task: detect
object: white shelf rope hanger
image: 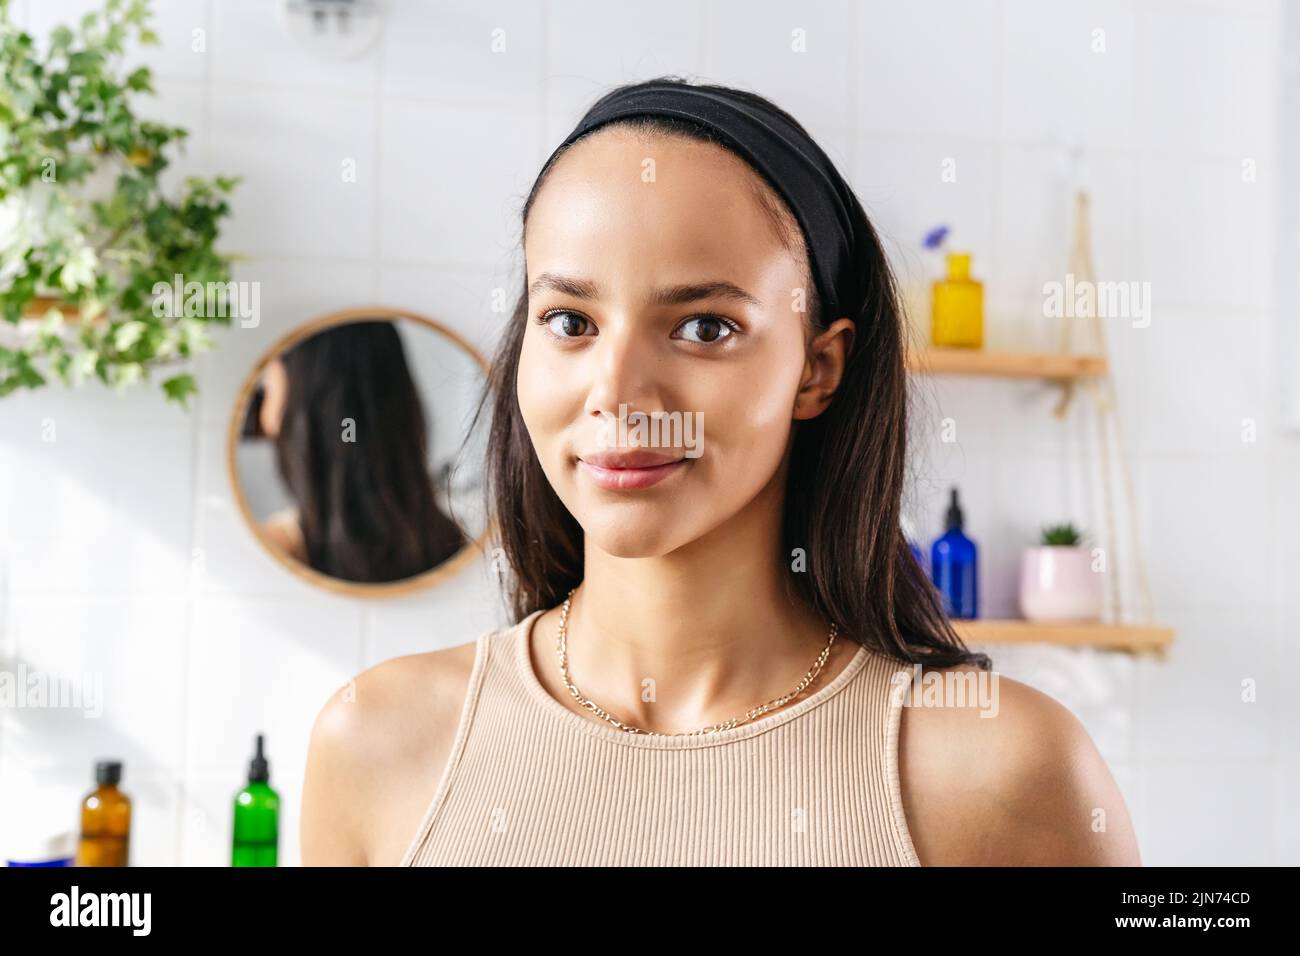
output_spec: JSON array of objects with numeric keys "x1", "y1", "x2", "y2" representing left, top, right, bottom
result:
[{"x1": 1057, "y1": 190, "x2": 1155, "y2": 626}]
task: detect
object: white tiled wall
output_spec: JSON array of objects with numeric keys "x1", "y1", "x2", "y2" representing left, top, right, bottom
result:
[{"x1": 0, "y1": 0, "x2": 1293, "y2": 866}]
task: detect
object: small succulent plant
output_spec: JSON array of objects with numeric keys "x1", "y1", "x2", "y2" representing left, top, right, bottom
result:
[{"x1": 1040, "y1": 523, "x2": 1085, "y2": 547}]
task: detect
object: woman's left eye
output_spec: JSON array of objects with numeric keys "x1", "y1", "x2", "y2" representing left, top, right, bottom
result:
[{"x1": 673, "y1": 315, "x2": 738, "y2": 344}]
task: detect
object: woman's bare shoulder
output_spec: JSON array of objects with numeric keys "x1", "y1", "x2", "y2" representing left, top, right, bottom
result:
[
  {"x1": 896, "y1": 662, "x2": 1141, "y2": 866},
  {"x1": 261, "y1": 510, "x2": 306, "y2": 562},
  {"x1": 301, "y1": 640, "x2": 479, "y2": 866}
]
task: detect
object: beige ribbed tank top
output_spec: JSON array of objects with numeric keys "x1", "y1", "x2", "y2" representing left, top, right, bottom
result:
[{"x1": 400, "y1": 607, "x2": 922, "y2": 866}]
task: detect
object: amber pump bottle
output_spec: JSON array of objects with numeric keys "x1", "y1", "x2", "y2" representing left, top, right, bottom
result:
[{"x1": 75, "y1": 760, "x2": 131, "y2": 867}]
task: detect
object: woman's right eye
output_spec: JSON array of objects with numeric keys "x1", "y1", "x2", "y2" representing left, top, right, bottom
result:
[{"x1": 539, "y1": 310, "x2": 594, "y2": 339}]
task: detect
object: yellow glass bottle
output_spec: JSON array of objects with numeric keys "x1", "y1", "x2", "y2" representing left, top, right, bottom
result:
[{"x1": 931, "y1": 251, "x2": 983, "y2": 348}]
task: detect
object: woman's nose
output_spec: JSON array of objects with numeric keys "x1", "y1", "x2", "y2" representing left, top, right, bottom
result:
[{"x1": 582, "y1": 322, "x2": 662, "y2": 423}]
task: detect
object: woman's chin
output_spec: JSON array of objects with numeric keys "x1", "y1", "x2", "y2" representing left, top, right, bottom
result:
[{"x1": 581, "y1": 520, "x2": 692, "y2": 560}]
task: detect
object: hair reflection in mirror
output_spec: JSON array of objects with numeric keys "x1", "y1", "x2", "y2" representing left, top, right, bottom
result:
[{"x1": 272, "y1": 320, "x2": 467, "y2": 583}]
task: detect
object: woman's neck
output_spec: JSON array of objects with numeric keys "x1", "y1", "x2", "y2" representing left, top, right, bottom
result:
[{"x1": 532, "y1": 484, "x2": 853, "y2": 734}]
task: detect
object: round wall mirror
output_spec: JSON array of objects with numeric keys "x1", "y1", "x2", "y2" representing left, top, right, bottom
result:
[{"x1": 227, "y1": 306, "x2": 491, "y2": 596}]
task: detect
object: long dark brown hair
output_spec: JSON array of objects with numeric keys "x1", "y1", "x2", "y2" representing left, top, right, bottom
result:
[
  {"x1": 474, "y1": 77, "x2": 990, "y2": 670},
  {"x1": 274, "y1": 320, "x2": 467, "y2": 583}
]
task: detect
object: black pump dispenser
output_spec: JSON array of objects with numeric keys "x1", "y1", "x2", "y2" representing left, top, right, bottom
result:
[
  {"x1": 247, "y1": 733, "x2": 270, "y2": 784},
  {"x1": 944, "y1": 487, "x2": 965, "y2": 532}
]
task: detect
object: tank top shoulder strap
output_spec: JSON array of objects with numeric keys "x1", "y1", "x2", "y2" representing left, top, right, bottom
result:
[{"x1": 852, "y1": 647, "x2": 923, "y2": 867}]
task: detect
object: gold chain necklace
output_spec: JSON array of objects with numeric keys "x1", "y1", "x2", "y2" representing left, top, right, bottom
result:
[{"x1": 555, "y1": 587, "x2": 839, "y2": 737}]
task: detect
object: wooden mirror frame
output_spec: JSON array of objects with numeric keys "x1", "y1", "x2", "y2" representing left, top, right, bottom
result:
[{"x1": 226, "y1": 305, "x2": 495, "y2": 598}]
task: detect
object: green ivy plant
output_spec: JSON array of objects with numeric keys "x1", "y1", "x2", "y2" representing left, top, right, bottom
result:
[
  {"x1": 0, "y1": 0, "x2": 240, "y2": 406},
  {"x1": 1040, "y1": 522, "x2": 1085, "y2": 547}
]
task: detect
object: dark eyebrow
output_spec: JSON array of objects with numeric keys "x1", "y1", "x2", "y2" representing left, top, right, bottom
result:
[
  {"x1": 528, "y1": 273, "x2": 760, "y2": 308},
  {"x1": 650, "y1": 281, "x2": 760, "y2": 308},
  {"x1": 528, "y1": 272, "x2": 601, "y2": 300}
]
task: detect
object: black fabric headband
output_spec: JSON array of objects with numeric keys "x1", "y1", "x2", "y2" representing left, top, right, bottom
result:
[{"x1": 547, "y1": 80, "x2": 865, "y2": 321}]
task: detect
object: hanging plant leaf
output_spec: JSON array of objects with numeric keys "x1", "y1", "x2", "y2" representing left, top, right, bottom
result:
[{"x1": 0, "y1": 0, "x2": 240, "y2": 406}]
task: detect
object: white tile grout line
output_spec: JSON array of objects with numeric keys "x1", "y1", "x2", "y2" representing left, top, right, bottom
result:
[
  {"x1": 847, "y1": 0, "x2": 859, "y2": 188},
  {"x1": 370, "y1": 2, "x2": 385, "y2": 299},
  {"x1": 990, "y1": 0, "x2": 1004, "y2": 311},
  {"x1": 540, "y1": 0, "x2": 552, "y2": 164},
  {"x1": 148, "y1": 65, "x2": 1281, "y2": 163},
  {"x1": 362, "y1": 604, "x2": 375, "y2": 674},
  {"x1": 696, "y1": 0, "x2": 707, "y2": 79},
  {"x1": 173, "y1": 0, "x2": 215, "y2": 868}
]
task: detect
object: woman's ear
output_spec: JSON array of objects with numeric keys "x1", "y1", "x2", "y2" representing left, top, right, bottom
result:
[{"x1": 793, "y1": 317, "x2": 855, "y2": 420}]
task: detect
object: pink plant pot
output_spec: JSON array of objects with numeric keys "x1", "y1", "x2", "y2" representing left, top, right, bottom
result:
[{"x1": 1018, "y1": 546, "x2": 1102, "y2": 622}]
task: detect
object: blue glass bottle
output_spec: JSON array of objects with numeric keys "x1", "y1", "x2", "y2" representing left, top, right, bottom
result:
[{"x1": 931, "y1": 487, "x2": 978, "y2": 618}]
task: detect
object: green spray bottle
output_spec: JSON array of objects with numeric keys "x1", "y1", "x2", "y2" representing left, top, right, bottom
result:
[{"x1": 232, "y1": 733, "x2": 279, "y2": 866}]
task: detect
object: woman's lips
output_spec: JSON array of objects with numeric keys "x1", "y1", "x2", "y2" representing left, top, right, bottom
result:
[{"x1": 576, "y1": 451, "x2": 689, "y2": 491}]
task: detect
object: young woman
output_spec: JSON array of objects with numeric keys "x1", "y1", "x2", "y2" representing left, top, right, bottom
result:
[{"x1": 301, "y1": 77, "x2": 1140, "y2": 866}]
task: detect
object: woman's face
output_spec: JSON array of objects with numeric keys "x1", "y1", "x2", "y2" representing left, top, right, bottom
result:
[{"x1": 518, "y1": 127, "x2": 849, "y2": 558}]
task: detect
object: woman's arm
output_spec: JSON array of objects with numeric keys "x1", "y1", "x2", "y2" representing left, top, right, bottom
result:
[
  {"x1": 301, "y1": 683, "x2": 371, "y2": 865},
  {"x1": 301, "y1": 645, "x2": 479, "y2": 866}
]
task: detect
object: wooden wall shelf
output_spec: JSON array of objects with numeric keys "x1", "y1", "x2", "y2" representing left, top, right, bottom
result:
[
  {"x1": 951, "y1": 619, "x2": 1175, "y2": 654},
  {"x1": 906, "y1": 348, "x2": 1108, "y2": 380}
]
